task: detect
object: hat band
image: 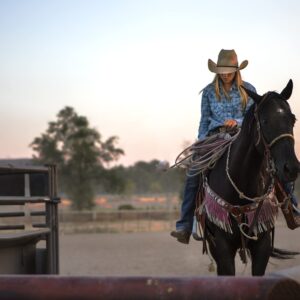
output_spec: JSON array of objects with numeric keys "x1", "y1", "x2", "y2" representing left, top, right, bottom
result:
[{"x1": 217, "y1": 65, "x2": 238, "y2": 68}]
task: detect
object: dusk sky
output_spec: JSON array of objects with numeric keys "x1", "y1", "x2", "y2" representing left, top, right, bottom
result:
[{"x1": 0, "y1": 0, "x2": 299, "y2": 166}]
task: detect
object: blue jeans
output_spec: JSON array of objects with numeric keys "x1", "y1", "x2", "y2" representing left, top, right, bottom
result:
[
  {"x1": 176, "y1": 173, "x2": 201, "y2": 232},
  {"x1": 283, "y1": 182, "x2": 298, "y2": 207}
]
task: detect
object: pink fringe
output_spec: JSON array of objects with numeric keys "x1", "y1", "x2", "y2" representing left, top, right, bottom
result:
[
  {"x1": 204, "y1": 185, "x2": 233, "y2": 233},
  {"x1": 203, "y1": 185, "x2": 278, "y2": 234}
]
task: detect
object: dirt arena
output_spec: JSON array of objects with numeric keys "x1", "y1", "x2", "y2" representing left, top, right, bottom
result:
[{"x1": 59, "y1": 216, "x2": 300, "y2": 276}]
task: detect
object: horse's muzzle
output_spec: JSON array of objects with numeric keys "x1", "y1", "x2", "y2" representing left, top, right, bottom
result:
[{"x1": 282, "y1": 160, "x2": 299, "y2": 182}]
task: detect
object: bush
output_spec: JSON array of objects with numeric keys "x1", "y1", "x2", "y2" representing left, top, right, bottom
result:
[{"x1": 118, "y1": 204, "x2": 135, "y2": 210}]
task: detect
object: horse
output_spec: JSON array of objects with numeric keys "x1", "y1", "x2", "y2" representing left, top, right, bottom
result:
[{"x1": 199, "y1": 80, "x2": 299, "y2": 276}]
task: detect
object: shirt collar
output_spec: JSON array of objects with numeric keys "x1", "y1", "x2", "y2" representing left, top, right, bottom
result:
[
  {"x1": 231, "y1": 82, "x2": 238, "y2": 91},
  {"x1": 218, "y1": 79, "x2": 238, "y2": 92}
]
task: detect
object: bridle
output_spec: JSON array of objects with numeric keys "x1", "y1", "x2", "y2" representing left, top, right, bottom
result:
[{"x1": 226, "y1": 92, "x2": 294, "y2": 203}]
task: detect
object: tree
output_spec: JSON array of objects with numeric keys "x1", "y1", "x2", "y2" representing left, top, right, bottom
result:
[
  {"x1": 30, "y1": 106, "x2": 124, "y2": 210},
  {"x1": 106, "y1": 160, "x2": 184, "y2": 195}
]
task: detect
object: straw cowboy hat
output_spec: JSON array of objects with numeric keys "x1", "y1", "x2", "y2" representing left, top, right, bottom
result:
[{"x1": 208, "y1": 49, "x2": 248, "y2": 74}]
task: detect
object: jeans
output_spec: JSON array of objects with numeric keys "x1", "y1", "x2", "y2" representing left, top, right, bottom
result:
[
  {"x1": 176, "y1": 172, "x2": 201, "y2": 232},
  {"x1": 283, "y1": 182, "x2": 298, "y2": 207},
  {"x1": 175, "y1": 129, "x2": 220, "y2": 232}
]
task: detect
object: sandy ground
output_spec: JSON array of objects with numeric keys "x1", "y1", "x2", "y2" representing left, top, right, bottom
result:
[{"x1": 59, "y1": 216, "x2": 300, "y2": 277}]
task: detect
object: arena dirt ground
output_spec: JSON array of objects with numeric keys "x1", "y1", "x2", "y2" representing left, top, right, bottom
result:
[{"x1": 59, "y1": 216, "x2": 300, "y2": 277}]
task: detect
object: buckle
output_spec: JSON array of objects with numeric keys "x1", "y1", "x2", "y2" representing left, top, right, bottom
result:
[{"x1": 231, "y1": 206, "x2": 242, "y2": 217}]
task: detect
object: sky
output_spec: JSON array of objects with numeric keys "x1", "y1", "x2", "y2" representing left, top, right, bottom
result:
[{"x1": 0, "y1": 0, "x2": 300, "y2": 166}]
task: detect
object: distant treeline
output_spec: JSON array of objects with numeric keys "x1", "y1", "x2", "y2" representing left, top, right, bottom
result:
[
  {"x1": 8, "y1": 105, "x2": 298, "y2": 210},
  {"x1": 96, "y1": 160, "x2": 185, "y2": 195}
]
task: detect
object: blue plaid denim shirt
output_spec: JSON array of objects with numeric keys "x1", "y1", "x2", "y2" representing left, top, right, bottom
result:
[{"x1": 198, "y1": 81, "x2": 256, "y2": 140}]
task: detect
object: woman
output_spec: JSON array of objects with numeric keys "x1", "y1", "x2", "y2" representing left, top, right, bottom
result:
[{"x1": 171, "y1": 49, "x2": 256, "y2": 244}]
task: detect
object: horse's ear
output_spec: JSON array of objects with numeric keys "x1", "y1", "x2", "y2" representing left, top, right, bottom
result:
[
  {"x1": 241, "y1": 86, "x2": 262, "y2": 103},
  {"x1": 280, "y1": 79, "x2": 293, "y2": 101}
]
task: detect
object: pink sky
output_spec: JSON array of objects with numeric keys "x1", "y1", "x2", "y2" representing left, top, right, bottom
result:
[{"x1": 0, "y1": 1, "x2": 300, "y2": 166}]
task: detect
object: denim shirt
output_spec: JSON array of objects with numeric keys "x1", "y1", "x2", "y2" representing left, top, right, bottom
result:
[{"x1": 198, "y1": 81, "x2": 256, "y2": 140}]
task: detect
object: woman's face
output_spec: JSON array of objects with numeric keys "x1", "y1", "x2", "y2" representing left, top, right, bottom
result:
[{"x1": 219, "y1": 72, "x2": 236, "y2": 85}]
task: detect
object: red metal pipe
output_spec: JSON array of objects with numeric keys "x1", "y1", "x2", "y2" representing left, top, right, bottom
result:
[{"x1": 0, "y1": 276, "x2": 299, "y2": 300}]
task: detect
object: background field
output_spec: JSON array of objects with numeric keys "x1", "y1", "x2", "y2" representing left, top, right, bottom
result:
[{"x1": 59, "y1": 214, "x2": 300, "y2": 277}]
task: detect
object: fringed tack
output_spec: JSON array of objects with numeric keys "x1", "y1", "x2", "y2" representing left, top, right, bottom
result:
[
  {"x1": 203, "y1": 184, "x2": 278, "y2": 235},
  {"x1": 204, "y1": 185, "x2": 233, "y2": 234}
]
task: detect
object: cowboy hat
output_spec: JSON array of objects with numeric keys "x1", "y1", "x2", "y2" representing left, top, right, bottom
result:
[{"x1": 208, "y1": 49, "x2": 248, "y2": 74}]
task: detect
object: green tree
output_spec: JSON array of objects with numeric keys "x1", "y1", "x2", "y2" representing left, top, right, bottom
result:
[{"x1": 30, "y1": 106, "x2": 124, "y2": 210}]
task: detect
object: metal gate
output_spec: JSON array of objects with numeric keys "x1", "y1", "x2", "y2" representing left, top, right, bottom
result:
[{"x1": 0, "y1": 163, "x2": 59, "y2": 274}]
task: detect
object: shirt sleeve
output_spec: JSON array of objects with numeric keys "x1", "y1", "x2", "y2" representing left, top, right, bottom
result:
[
  {"x1": 235, "y1": 117, "x2": 244, "y2": 127},
  {"x1": 198, "y1": 89, "x2": 210, "y2": 140}
]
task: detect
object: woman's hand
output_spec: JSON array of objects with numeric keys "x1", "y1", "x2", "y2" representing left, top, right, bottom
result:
[{"x1": 224, "y1": 119, "x2": 237, "y2": 128}]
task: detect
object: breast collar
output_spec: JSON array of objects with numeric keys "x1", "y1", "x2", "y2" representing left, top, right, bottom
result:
[{"x1": 202, "y1": 179, "x2": 278, "y2": 235}]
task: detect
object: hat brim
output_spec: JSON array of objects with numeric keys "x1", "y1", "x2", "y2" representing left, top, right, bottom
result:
[{"x1": 208, "y1": 59, "x2": 248, "y2": 74}]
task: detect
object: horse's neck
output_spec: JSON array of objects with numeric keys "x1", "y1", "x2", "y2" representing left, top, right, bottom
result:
[
  {"x1": 208, "y1": 134, "x2": 264, "y2": 205},
  {"x1": 229, "y1": 133, "x2": 264, "y2": 193}
]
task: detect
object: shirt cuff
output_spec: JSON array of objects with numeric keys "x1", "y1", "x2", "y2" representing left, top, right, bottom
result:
[{"x1": 235, "y1": 118, "x2": 243, "y2": 127}]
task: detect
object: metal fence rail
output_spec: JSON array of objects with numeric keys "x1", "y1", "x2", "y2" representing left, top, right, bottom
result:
[{"x1": 0, "y1": 275, "x2": 299, "y2": 300}]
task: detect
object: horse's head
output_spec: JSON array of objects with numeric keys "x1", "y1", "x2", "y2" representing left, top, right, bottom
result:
[{"x1": 243, "y1": 80, "x2": 299, "y2": 183}]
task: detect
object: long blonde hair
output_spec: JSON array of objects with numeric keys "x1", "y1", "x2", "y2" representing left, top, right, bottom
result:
[{"x1": 213, "y1": 71, "x2": 248, "y2": 110}]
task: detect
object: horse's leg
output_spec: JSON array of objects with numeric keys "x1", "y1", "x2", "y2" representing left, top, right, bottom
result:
[
  {"x1": 248, "y1": 231, "x2": 272, "y2": 276},
  {"x1": 208, "y1": 228, "x2": 237, "y2": 275}
]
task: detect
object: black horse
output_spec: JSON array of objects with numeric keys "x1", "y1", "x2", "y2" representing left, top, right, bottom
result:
[{"x1": 202, "y1": 80, "x2": 299, "y2": 276}]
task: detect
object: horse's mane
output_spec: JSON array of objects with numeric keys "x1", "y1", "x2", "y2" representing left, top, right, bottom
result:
[{"x1": 241, "y1": 102, "x2": 256, "y2": 136}]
